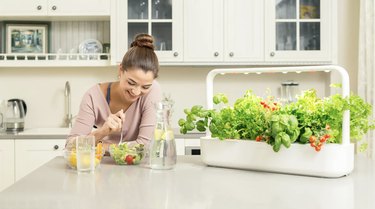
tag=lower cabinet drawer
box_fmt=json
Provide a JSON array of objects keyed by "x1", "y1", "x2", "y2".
[{"x1": 15, "y1": 139, "x2": 65, "y2": 181}]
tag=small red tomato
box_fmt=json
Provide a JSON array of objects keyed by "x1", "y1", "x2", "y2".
[
  {"x1": 315, "y1": 146, "x2": 321, "y2": 152},
  {"x1": 309, "y1": 136, "x2": 316, "y2": 143},
  {"x1": 125, "y1": 155, "x2": 134, "y2": 165},
  {"x1": 256, "y1": 136, "x2": 262, "y2": 142}
]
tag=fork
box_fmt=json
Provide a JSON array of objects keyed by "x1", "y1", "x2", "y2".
[{"x1": 118, "y1": 123, "x2": 124, "y2": 145}]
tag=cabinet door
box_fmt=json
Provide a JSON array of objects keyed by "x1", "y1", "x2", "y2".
[
  {"x1": 15, "y1": 139, "x2": 65, "y2": 181},
  {"x1": 115, "y1": 0, "x2": 183, "y2": 63},
  {"x1": 265, "y1": 0, "x2": 332, "y2": 62},
  {"x1": 183, "y1": 0, "x2": 223, "y2": 62},
  {"x1": 0, "y1": 0, "x2": 47, "y2": 16},
  {"x1": 0, "y1": 140, "x2": 15, "y2": 192},
  {"x1": 175, "y1": 138, "x2": 185, "y2": 155},
  {"x1": 224, "y1": 0, "x2": 264, "y2": 62},
  {"x1": 47, "y1": 0, "x2": 110, "y2": 16}
]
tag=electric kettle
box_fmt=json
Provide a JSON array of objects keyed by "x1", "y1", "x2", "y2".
[
  {"x1": 5, "y1": 99, "x2": 27, "y2": 133},
  {"x1": 0, "y1": 99, "x2": 6, "y2": 133}
]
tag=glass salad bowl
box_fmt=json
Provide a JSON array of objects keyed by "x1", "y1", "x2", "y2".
[{"x1": 109, "y1": 143, "x2": 144, "y2": 165}]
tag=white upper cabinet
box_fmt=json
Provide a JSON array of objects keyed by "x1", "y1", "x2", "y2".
[
  {"x1": 183, "y1": 0, "x2": 223, "y2": 62},
  {"x1": 114, "y1": 0, "x2": 183, "y2": 63},
  {"x1": 224, "y1": 0, "x2": 264, "y2": 62},
  {"x1": 0, "y1": 0, "x2": 110, "y2": 16},
  {"x1": 184, "y1": 0, "x2": 264, "y2": 64},
  {"x1": 264, "y1": 0, "x2": 334, "y2": 63}
]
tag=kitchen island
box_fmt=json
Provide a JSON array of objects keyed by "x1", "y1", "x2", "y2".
[{"x1": 0, "y1": 156, "x2": 374, "y2": 209}]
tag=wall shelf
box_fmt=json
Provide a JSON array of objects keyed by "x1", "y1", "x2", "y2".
[{"x1": 0, "y1": 53, "x2": 111, "y2": 67}]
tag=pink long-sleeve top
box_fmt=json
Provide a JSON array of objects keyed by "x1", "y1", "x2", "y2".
[{"x1": 66, "y1": 80, "x2": 162, "y2": 147}]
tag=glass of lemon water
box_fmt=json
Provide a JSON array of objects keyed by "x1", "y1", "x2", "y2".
[{"x1": 76, "y1": 135, "x2": 95, "y2": 173}]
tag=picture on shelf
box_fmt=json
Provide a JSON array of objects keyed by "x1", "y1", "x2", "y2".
[{"x1": 5, "y1": 22, "x2": 49, "y2": 54}]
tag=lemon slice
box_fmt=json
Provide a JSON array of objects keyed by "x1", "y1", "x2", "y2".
[{"x1": 154, "y1": 129, "x2": 164, "y2": 140}]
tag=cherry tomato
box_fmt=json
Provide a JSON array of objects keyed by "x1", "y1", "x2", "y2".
[{"x1": 125, "y1": 155, "x2": 134, "y2": 165}]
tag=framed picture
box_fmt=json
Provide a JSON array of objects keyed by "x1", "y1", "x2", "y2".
[{"x1": 5, "y1": 22, "x2": 49, "y2": 54}]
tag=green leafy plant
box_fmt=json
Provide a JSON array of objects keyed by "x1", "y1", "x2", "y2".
[{"x1": 179, "y1": 89, "x2": 375, "y2": 152}]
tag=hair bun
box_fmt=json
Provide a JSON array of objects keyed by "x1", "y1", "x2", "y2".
[{"x1": 130, "y1": 33, "x2": 155, "y2": 50}]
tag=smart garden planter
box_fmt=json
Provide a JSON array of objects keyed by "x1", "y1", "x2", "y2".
[{"x1": 201, "y1": 65, "x2": 354, "y2": 178}]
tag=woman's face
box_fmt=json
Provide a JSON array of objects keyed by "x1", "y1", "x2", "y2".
[{"x1": 118, "y1": 67, "x2": 155, "y2": 102}]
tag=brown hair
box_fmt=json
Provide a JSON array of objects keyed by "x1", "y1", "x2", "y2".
[{"x1": 121, "y1": 34, "x2": 159, "y2": 78}]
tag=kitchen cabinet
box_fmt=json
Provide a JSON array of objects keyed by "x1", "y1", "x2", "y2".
[
  {"x1": 184, "y1": 138, "x2": 200, "y2": 155},
  {"x1": 264, "y1": 0, "x2": 335, "y2": 63},
  {"x1": 175, "y1": 138, "x2": 185, "y2": 155},
  {"x1": 15, "y1": 139, "x2": 65, "y2": 181},
  {"x1": 183, "y1": 0, "x2": 264, "y2": 63},
  {"x1": 113, "y1": 0, "x2": 183, "y2": 63},
  {"x1": 0, "y1": 140, "x2": 14, "y2": 192},
  {"x1": 0, "y1": 1, "x2": 113, "y2": 68},
  {"x1": 0, "y1": 0, "x2": 110, "y2": 16}
]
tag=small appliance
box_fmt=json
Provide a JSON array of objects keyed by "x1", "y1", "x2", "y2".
[
  {"x1": 0, "y1": 99, "x2": 6, "y2": 133},
  {"x1": 6, "y1": 99, "x2": 27, "y2": 133}
]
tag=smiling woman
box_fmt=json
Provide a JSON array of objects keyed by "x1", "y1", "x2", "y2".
[{"x1": 65, "y1": 34, "x2": 162, "y2": 152}]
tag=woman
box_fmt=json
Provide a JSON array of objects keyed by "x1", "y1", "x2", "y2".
[{"x1": 66, "y1": 34, "x2": 162, "y2": 151}]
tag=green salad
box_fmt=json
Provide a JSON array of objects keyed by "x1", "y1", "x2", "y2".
[
  {"x1": 109, "y1": 143, "x2": 144, "y2": 165},
  {"x1": 179, "y1": 88, "x2": 374, "y2": 152}
]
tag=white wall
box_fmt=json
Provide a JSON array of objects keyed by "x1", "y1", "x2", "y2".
[
  {"x1": 0, "y1": 67, "x2": 117, "y2": 128},
  {"x1": 338, "y1": 0, "x2": 359, "y2": 93}
]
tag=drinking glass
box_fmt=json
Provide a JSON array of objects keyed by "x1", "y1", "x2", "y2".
[{"x1": 76, "y1": 136, "x2": 95, "y2": 173}]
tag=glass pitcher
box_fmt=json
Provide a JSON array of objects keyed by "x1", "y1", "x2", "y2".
[
  {"x1": 281, "y1": 81, "x2": 299, "y2": 104},
  {"x1": 149, "y1": 98, "x2": 176, "y2": 170}
]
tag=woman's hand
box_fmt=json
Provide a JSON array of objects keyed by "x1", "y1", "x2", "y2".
[
  {"x1": 90, "y1": 109, "x2": 125, "y2": 144},
  {"x1": 103, "y1": 109, "x2": 125, "y2": 134}
]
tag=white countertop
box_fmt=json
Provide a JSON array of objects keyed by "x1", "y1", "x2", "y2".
[{"x1": 0, "y1": 155, "x2": 374, "y2": 209}]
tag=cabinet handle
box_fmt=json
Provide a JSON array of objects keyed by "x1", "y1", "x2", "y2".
[
  {"x1": 53, "y1": 145, "x2": 59, "y2": 150},
  {"x1": 173, "y1": 52, "x2": 179, "y2": 57},
  {"x1": 229, "y1": 52, "x2": 234, "y2": 57},
  {"x1": 270, "y1": 52, "x2": 275, "y2": 57},
  {"x1": 214, "y1": 52, "x2": 219, "y2": 57},
  {"x1": 37, "y1": 5, "x2": 42, "y2": 10},
  {"x1": 52, "y1": 5, "x2": 57, "y2": 11}
]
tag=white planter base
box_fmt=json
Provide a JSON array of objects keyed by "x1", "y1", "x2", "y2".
[{"x1": 200, "y1": 137, "x2": 354, "y2": 178}]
